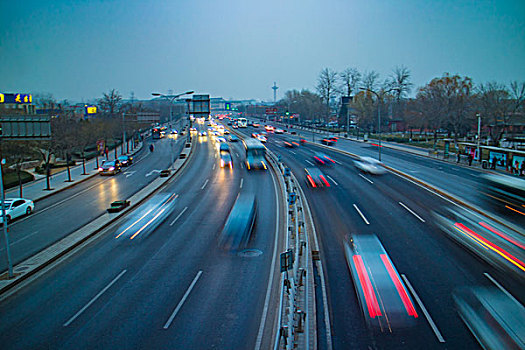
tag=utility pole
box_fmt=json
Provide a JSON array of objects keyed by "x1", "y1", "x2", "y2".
[
  {"x1": 477, "y1": 113, "x2": 481, "y2": 162},
  {"x1": 0, "y1": 159, "x2": 13, "y2": 278}
]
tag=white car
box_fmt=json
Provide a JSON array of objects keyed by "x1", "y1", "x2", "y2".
[
  {"x1": 257, "y1": 135, "x2": 267, "y2": 143},
  {"x1": 0, "y1": 198, "x2": 34, "y2": 223},
  {"x1": 353, "y1": 156, "x2": 387, "y2": 174}
]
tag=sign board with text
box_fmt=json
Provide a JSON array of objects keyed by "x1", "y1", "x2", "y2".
[
  {"x1": 0, "y1": 93, "x2": 33, "y2": 104},
  {"x1": 192, "y1": 95, "x2": 210, "y2": 116}
]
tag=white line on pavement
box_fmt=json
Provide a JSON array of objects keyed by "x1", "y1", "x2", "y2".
[
  {"x1": 353, "y1": 204, "x2": 370, "y2": 225},
  {"x1": 201, "y1": 179, "x2": 209, "y2": 190},
  {"x1": 241, "y1": 163, "x2": 244, "y2": 169},
  {"x1": 484, "y1": 273, "x2": 520, "y2": 304},
  {"x1": 290, "y1": 151, "x2": 296, "y2": 155},
  {"x1": 333, "y1": 159, "x2": 342, "y2": 165},
  {"x1": 327, "y1": 175, "x2": 338, "y2": 186},
  {"x1": 255, "y1": 165, "x2": 281, "y2": 350},
  {"x1": 358, "y1": 173, "x2": 374, "y2": 184},
  {"x1": 240, "y1": 178, "x2": 244, "y2": 188},
  {"x1": 163, "y1": 270, "x2": 203, "y2": 329},
  {"x1": 212, "y1": 163, "x2": 216, "y2": 170},
  {"x1": 169, "y1": 207, "x2": 188, "y2": 226},
  {"x1": 305, "y1": 160, "x2": 315, "y2": 166},
  {"x1": 64, "y1": 269, "x2": 127, "y2": 327},
  {"x1": 399, "y1": 202, "x2": 426, "y2": 222},
  {"x1": 401, "y1": 274, "x2": 445, "y2": 343}
]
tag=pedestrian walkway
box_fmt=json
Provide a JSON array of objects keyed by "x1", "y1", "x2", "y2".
[{"x1": 5, "y1": 142, "x2": 144, "y2": 202}]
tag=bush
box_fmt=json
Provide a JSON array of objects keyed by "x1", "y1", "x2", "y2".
[{"x1": 2, "y1": 170, "x2": 34, "y2": 189}]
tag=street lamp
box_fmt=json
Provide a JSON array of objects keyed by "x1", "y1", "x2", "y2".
[
  {"x1": 151, "y1": 90, "x2": 194, "y2": 124},
  {"x1": 360, "y1": 88, "x2": 382, "y2": 161}
]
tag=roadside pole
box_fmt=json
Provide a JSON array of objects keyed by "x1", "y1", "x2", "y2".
[{"x1": 0, "y1": 159, "x2": 13, "y2": 278}]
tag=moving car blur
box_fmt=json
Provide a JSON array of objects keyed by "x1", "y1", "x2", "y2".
[
  {"x1": 98, "y1": 159, "x2": 122, "y2": 175},
  {"x1": 343, "y1": 234, "x2": 419, "y2": 332},
  {"x1": 304, "y1": 167, "x2": 330, "y2": 188},
  {"x1": 354, "y1": 156, "x2": 387, "y2": 175},
  {"x1": 219, "y1": 192, "x2": 257, "y2": 251},
  {"x1": 117, "y1": 155, "x2": 133, "y2": 166},
  {"x1": 313, "y1": 152, "x2": 336, "y2": 165}
]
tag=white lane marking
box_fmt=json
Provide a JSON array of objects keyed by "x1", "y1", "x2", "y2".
[
  {"x1": 201, "y1": 179, "x2": 209, "y2": 190},
  {"x1": 484, "y1": 273, "x2": 521, "y2": 304},
  {"x1": 333, "y1": 159, "x2": 342, "y2": 165},
  {"x1": 145, "y1": 169, "x2": 161, "y2": 177},
  {"x1": 398, "y1": 202, "x2": 426, "y2": 223},
  {"x1": 255, "y1": 164, "x2": 281, "y2": 350},
  {"x1": 169, "y1": 207, "x2": 188, "y2": 226},
  {"x1": 236, "y1": 152, "x2": 240, "y2": 157},
  {"x1": 240, "y1": 178, "x2": 244, "y2": 189},
  {"x1": 64, "y1": 269, "x2": 127, "y2": 327},
  {"x1": 163, "y1": 271, "x2": 203, "y2": 329},
  {"x1": 212, "y1": 163, "x2": 216, "y2": 170},
  {"x1": 353, "y1": 204, "x2": 370, "y2": 225},
  {"x1": 401, "y1": 274, "x2": 446, "y2": 343},
  {"x1": 124, "y1": 171, "x2": 136, "y2": 178},
  {"x1": 327, "y1": 175, "x2": 338, "y2": 186},
  {"x1": 358, "y1": 173, "x2": 374, "y2": 184},
  {"x1": 305, "y1": 160, "x2": 315, "y2": 166},
  {"x1": 241, "y1": 163, "x2": 244, "y2": 169},
  {"x1": 290, "y1": 151, "x2": 296, "y2": 155}
]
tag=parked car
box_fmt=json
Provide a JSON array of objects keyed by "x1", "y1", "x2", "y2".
[
  {"x1": 118, "y1": 155, "x2": 133, "y2": 166},
  {"x1": 98, "y1": 159, "x2": 122, "y2": 175},
  {"x1": 0, "y1": 198, "x2": 34, "y2": 224}
]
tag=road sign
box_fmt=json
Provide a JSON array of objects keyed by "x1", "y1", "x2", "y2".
[
  {"x1": 225, "y1": 102, "x2": 231, "y2": 110},
  {"x1": 280, "y1": 249, "x2": 294, "y2": 272},
  {"x1": 0, "y1": 115, "x2": 51, "y2": 140},
  {"x1": 192, "y1": 95, "x2": 210, "y2": 116},
  {"x1": 265, "y1": 107, "x2": 277, "y2": 114}
]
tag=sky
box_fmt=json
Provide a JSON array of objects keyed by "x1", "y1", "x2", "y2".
[{"x1": 1, "y1": 0, "x2": 524, "y2": 103}]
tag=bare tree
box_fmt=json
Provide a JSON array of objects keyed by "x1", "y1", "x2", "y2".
[
  {"x1": 339, "y1": 68, "x2": 361, "y2": 97},
  {"x1": 361, "y1": 71, "x2": 379, "y2": 92},
  {"x1": 476, "y1": 82, "x2": 512, "y2": 145},
  {"x1": 389, "y1": 66, "x2": 413, "y2": 100},
  {"x1": 316, "y1": 68, "x2": 338, "y2": 118},
  {"x1": 98, "y1": 89, "x2": 123, "y2": 117}
]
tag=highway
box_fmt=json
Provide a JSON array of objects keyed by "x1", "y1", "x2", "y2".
[
  {"x1": 0, "y1": 124, "x2": 284, "y2": 349},
  {"x1": 236, "y1": 124, "x2": 524, "y2": 350},
  {"x1": 0, "y1": 135, "x2": 186, "y2": 272}
]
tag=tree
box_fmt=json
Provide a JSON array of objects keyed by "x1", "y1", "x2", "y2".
[
  {"x1": 339, "y1": 68, "x2": 361, "y2": 97},
  {"x1": 476, "y1": 82, "x2": 511, "y2": 146},
  {"x1": 0, "y1": 141, "x2": 38, "y2": 197},
  {"x1": 416, "y1": 73, "x2": 474, "y2": 142},
  {"x1": 388, "y1": 66, "x2": 413, "y2": 101},
  {"x1": 361, "y1": 71, "x2": 379, "y2": 92},
  {"x1": 316, "y1": 68, "x2": 338, "y2": 119},
  {"x1": 278, "y1": 89, "x2": 325, "y2": 123},
  {"x1": 98, "y1": 89, "x2": 123, "y2": 117}
]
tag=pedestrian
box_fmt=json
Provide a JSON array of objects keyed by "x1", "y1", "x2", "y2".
[
  {"x1": 520, "y1": 161, "x2": 525, "y2": 176},
  {"x1": 515, "y1": 161, "x2": 520, "y2": 175},
  {"x1": 468, "y1": 153, "x2": 473, "y2": 166},
  {"x1": 456, "y1": 152, "x2": 460, "y2": 163}
]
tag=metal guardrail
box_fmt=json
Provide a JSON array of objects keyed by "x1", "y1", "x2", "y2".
[{"x1": 265, "y1": 150, "x2": 313, "y2": 350}]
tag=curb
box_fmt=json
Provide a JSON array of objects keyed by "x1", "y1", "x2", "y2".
[{"x1": 0, "y1": 139, "x2": 194, "y2": 295}]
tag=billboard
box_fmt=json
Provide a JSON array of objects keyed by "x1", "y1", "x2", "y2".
[
  {"x1": 0, "y1": 115, "x2": 51, "y2": 140},
  {"x1": 0, "y1": 93, "x2": 33, "y2": 104}
]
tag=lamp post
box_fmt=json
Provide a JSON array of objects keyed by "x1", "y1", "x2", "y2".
[
  {"x1": 151, "y1": 90, "x2": 194, "y2": 124},
  {"x1": 360, "y1": 88, "x2": 382, "y2": 161},
  {"x1": 151, "y1": 91, "x2": 194, "y2": 168}
]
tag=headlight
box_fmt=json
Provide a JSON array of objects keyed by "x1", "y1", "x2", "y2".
[
  {"x1": 98, "y1": 167, "x2": 103, "y2": 171},
  {"x1": 109, "y1": 167, "x2": 115, "y2": 171}
]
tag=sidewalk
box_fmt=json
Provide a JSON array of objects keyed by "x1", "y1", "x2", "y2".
[{"x1": 5, "y1": 142, "x2": 144, "y2": 202}]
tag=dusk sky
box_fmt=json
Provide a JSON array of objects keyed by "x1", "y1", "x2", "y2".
[{"x1": 1, "y1": 0, "x2": 524, "y2": 102}]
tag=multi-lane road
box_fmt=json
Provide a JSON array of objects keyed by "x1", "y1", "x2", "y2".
[{"x1": 0, "y1": 118, "x2": 523, "y2": 349}]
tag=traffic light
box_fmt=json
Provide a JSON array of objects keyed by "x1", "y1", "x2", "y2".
[{"x1": 286, "y1": 110, "x2": 289, "y2": 116}]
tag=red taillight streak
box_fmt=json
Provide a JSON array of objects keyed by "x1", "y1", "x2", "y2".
[
  {"x1": 320, "y1": 175, "x2": 330, "y2": 187},
  {"x1": 380, "y1": 254, "x2": 418, "y2": 318},
  {"x1": 353, "y1": 255, "x2": 382, "y2": 318},
  {"x1": 314, "y1": 156, "x2": 325, "y2": 164},
  {"x1": 479, "y1": 221, "x2": 525, "y2": 250},
  {"x1": 307, "y1": 175, "x2": 316, "y2": 187},
  {"x1": 455, "y1": 223, "x2": 525, "y2": 272},
  {"x1": 327, "y1": 157, "x2": 336, "y2": 163}
]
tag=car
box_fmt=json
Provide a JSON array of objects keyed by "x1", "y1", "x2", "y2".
[
  {"x1": 0, "y1": 198, "x2": 34, "y2": 224},
  {"x1": 353, "y1": 156, "x2": 386, "y2": 175},
  {"x1": 223, "y1": 129, "x2": 230, "y2": 135},
  {"x1": 199, "y1": 131, "x2": 207, "y2": 137},
  {"x1": 251, "y1": 132, "x2": 259, "y2": 138},
  {"x1": 170, "y1": 129, "x2": 178, "y2": 135},
  {"x1": 290, "y1": 131, "x2": 297, "y2": 135},
  {"x1": 228, "y1": 135, "x2": 239, "y2": 142},
  {"x1": 190, "y1": 127, "x2": 198, "y2": 133},
  {"x1": 313, "y1": 153, "x2": 336, "y2": 165},
  {"x1": 321, "y1": 138, "x2": 335, "y2": 146},
  {"x1": 98, "y1": 159, "x2": 122, "y2": 175},
  {"x1": 257, "y1": 135, "x2": 267, "y2": 143},
  {"x1": 343, "y1": 234, "x2": 419, "y2": 331},
  {"x1": 252, "y1": 123, "x2": 260, "y2": 128},
  {"x1": 219, "y1": 192, "x2": 257, "y2": 250},
  {"x1": 328, "y1": 136, "x2": 338, "y2": 142},
  {"x1": 304, "y1": 167, "x2": 330, "y2": 188},
  {"x1": 118, "y1": 155, "x2": 133, "y2": 166},
  {"x1": 275, "y1": 128, "x2": 284, "y2": 134},
  {"x1": 283, "y1": 141, "x2": 296, "y2": 148},
  {"x1": 220, "y1": 150, "x2": 233, "y2": 168}
]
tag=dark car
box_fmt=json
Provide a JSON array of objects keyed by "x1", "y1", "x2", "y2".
[
  {"x1": 321, "y1": 138, "x2": 335, "y2": 146},
  {"x1": 98, "y1": 159, "x2": 122, "y2": 175},
  {"x1": 313, "y1": 152, "x2": 336, "y2": 165},
  {"x1": 118, "y1": 155, "x2": 133, "y2": 166},
  {"x1": 219, "y1": 193, "x2": 257, "y2": 250},
  {"x1": 228, "y1": 135, "x2": 239, "y2": 142},
  {"x1": 305, "y1": 167, "x2": 330, "y2": 188}
]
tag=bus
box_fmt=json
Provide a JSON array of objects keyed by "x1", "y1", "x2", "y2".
[
  {"x1": 237, "y1": 117, "x2": 248, "y2": 128},
  {"x1": 243, "y1": 138, "x2": 267, "y2": 170}
]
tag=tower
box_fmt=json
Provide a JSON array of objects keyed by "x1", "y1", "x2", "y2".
[{"x1": 272, "y1": 82, "x2": 279, "y2": 103}]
